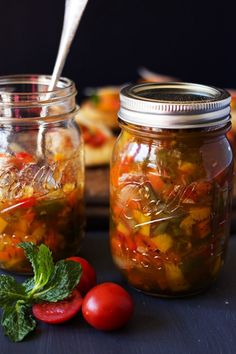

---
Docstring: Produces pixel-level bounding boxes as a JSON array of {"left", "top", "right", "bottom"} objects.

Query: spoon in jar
[
  {"left": 37, "top": 0, "right": 89, "bottom": 158},
  {"left": 49, "top": 0, "right": 89, "bottom": 91}
]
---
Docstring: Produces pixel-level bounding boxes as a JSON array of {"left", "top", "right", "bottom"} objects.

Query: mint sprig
[
  {"left": 1, "top": 302, "right": 36, "bottom": 342},
  {"left": 0, "top": 242, "right": 82, "bottom": 342},
  {"left": 0, "top": 275, "right": 27, "bottom": 307}
]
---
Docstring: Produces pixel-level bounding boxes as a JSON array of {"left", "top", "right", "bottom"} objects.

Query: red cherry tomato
[
  {"left": 82, "top": 282, "right": 134, "bottom": 331},
  {"left": 32, "top": 289, "right": 82, "bottom": 324},
  {"left": 67, "top": 257, "right": 97, "bottom": 295}
]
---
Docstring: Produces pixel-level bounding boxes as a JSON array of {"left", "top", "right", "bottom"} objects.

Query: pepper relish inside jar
[
  {"left": 0, "top": 75, "right": 84, "bottom": 273},
  {"left": 110, "top": 82, "right": 233, "bottom": 297}
]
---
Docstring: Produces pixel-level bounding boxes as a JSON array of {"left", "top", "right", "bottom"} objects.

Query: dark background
[{"left": 0, "top": 0, "right": 235, "bottom": 101}]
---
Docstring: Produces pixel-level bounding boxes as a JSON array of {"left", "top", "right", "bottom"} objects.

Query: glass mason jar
[
  {"left": 0, "top": 75, "right": 84, "bottom": 273},
  {"left": 110, "top": 82, "right": 233, "bottom": 297}
]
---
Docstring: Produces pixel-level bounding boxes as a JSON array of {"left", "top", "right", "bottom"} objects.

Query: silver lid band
[
  {"left": 119, "top": 106, "right": 231, "bottom": 129},
  {"left": 119, "top": 83, "right": 231, "bottom": 129}
]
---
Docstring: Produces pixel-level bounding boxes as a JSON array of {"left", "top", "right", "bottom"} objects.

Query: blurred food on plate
[
  {"left": 79, "top": 87, "right": 120, "bottom": 130},
  {"left": 75, "top": 112, "right": 116, "bottom": 167},
  {"left": 78, "top": 69, "right": 180, "bottom": 167}
]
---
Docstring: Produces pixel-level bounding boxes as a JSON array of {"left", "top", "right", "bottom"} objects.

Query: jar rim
[
  {"left": 0, "top": 74, "right": 76, "bottom": 97},
  {"left": 0, "top": 74, "right": 77, "bottom": 121}
]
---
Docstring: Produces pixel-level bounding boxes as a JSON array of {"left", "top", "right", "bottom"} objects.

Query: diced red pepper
[
  {"left": 16, "top": 197, "right": 36, "bottom": 209},
  {"left": 15, "top": 152, "right": 34, "bottom": 164}
]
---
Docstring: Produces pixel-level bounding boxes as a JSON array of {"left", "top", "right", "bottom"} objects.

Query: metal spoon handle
[{"left": 48, "top": 0, "right": 89, "bottom": 91}]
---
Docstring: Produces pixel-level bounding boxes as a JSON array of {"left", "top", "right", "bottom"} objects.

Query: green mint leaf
[
  {"left": 0, "top": 275, "right": 27, "bottom": 307},
  {"left": 33, "top": 260, "right": 82, "bottom": 302},
  {"left": 22, "top": 278, "right": 35, "bottom": 293},
  {"left": 20, "top": 242, "right": 54, "bottom": 294},
  {"left": 19, "top": 242, "right": 38, "bottom": 274},
  {"left": 1, "top": 301, "right": 36, "bottom": 342},
  {"left": 35, "top": 243, "right": 54, "bottom": 287}
]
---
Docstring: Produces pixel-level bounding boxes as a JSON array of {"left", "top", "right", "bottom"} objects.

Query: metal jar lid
[{"left": 119, "top": 82, "right": 231, "bottom": 129}]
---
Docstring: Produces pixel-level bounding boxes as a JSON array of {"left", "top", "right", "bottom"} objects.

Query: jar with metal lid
[
  {"left": 110, "top": 82, "right": 233, "bottom": 297},
  {"left": 0, "top": 75, "right": 84, "bottom": 273}
]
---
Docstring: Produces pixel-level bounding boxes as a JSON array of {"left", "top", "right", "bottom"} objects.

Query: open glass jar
[
  {"left": 110, "top": 82, "right": 233, "bottom": 297},
  {"left": 0, "top": 75, "right": 84, "bottom": 273}
]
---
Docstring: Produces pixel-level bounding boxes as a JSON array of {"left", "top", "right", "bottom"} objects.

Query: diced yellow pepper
[
  {"left": 0, "top": 216, "right": 8, "bottom": 233},
  {"left": 63, "top": 183, "right": 75, "bottom": 193},
  {"left": 133, "top": 210, "right": 151, "bottom": 237},
  {"left": 179, "top": 162, "right": 196, "bottom": 174},
  {"left": 165, "top": 263, "right": 189, "bottom": 291},
  {"left": 152, "top": 233, "right": 173, "bottom": 253},
  {"left": 54, "top": 153, "right": 65, "bottom": 162},
  {"left": 189, "top": 207, "right": 210, "bottom": 221},
  {"left": 180, "top": 216, "right": 195, "bottom": 236},
  {"left": 23, "top": 186, "right": 34, "bottom": 197},
  {"left": 180, "top": 207, "right": 211, "bottom": 236},
  {"left": 117, "top": 222, "right": 130, "bottom": 236}
]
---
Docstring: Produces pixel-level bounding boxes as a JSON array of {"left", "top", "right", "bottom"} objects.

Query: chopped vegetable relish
[
  {"left": 110, "top": 127, "right": 233, "bottom": 296},
  {"left": 0, "top": 148, "right": 84, "bottom": 273}
]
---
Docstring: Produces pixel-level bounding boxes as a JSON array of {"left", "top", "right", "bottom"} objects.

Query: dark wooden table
[{"left": 1, "top": 232, "right": 236, "bottom": 354}]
